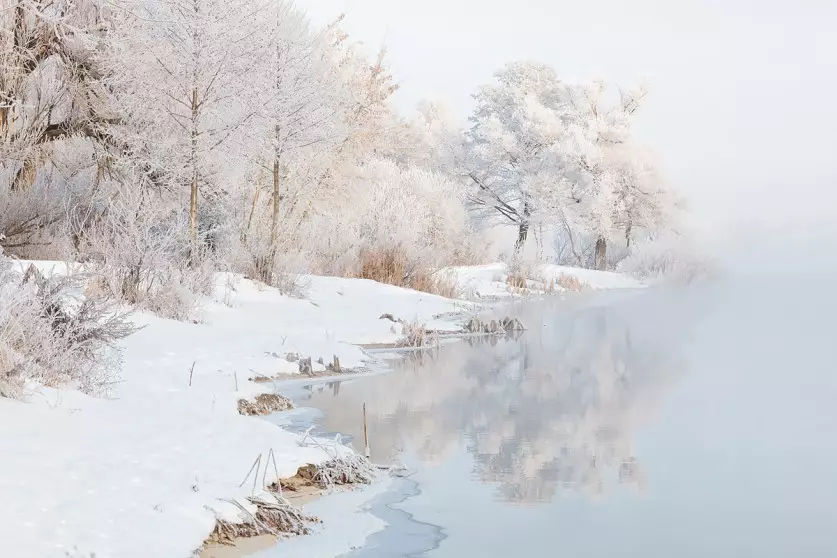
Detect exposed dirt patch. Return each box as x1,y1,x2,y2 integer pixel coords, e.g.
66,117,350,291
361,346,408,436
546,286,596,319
200,534,277,558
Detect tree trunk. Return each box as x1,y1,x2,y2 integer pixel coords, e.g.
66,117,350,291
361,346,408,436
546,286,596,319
189,86,199,259
514,220,529,255
0,107,8,141
11,154,38,192
513,200,532,255
595,237,607,271
625,221,633,249
271,154,280,246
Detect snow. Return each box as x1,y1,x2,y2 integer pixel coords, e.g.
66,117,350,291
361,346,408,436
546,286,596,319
0,270,471,558
252,477,393,558
447,263,644,299
0,263,639,558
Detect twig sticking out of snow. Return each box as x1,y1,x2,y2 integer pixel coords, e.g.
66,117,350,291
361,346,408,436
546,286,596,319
362,402,370,458
239,454,263,496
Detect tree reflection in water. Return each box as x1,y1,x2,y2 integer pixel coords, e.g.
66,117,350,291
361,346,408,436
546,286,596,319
301,296,684,504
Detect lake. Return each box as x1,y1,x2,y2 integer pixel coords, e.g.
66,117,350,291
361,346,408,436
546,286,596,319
283,278,837,557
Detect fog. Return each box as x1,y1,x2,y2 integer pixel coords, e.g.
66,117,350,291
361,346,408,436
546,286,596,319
290,279,837,557
298,0,837,262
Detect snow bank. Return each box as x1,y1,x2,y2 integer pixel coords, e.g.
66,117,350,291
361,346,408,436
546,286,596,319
0,263,637,558
446,263,643,299
0,270,470,558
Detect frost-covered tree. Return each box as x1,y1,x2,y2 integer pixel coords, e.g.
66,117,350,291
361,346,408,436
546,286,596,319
387,99,462,171
606,147,678,248
229,3,343,282
106,0,269,252
559,80,656,269
464,62,569,255
0,0,115,252
465,62,680,269
327,41,399,176
256,3,339,247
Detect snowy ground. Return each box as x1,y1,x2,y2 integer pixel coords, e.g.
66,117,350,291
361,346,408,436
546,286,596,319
0,263,641,558
446,262,643,300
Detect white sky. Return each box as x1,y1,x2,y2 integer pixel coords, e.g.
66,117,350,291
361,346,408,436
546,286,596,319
297,0,836,243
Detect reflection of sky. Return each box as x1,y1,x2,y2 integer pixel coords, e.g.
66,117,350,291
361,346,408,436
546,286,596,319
397,279,837,557
302,290,680,505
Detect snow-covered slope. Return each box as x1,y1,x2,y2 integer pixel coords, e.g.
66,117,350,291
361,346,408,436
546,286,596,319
0,264,639,558
0,272,472,558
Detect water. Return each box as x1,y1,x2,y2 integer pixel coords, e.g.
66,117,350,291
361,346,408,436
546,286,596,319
289,278,837,557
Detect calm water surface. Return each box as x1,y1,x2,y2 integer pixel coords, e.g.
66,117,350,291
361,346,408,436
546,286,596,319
288,278,837,557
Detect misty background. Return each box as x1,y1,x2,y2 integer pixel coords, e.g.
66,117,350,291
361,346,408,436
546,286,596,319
299,0,837,268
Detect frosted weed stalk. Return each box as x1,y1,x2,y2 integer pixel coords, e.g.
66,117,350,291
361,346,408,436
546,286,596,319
298,427,377,488
207,493,318,546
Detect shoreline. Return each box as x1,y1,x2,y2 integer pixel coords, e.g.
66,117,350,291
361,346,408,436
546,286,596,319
198,472,330,558
196,350,428,558
0,263,641,558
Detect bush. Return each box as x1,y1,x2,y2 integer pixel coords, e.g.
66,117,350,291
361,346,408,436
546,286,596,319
304,159,481,294
0,253,135,399
70,188,215,321
354,246,460,297
0,141,101,259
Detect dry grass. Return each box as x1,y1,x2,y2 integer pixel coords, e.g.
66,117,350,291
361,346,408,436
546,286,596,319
294,457,376,489
353,247,459,298
397,320,430,347
1,262,135,398
205,493,317,547
506,271,528,289
237,393,294,416
508,268,589,295
555,273,587,292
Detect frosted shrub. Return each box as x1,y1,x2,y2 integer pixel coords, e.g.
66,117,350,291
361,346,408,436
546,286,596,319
0,143,101,258
0,252,134,399
230,203,311,297
309,159,480,294
72,189,215,321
